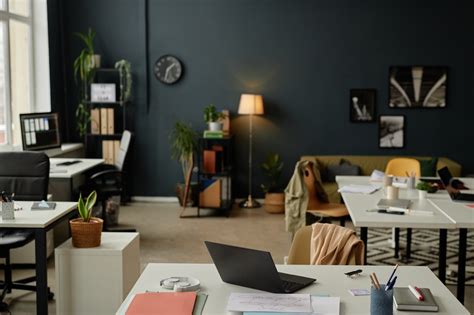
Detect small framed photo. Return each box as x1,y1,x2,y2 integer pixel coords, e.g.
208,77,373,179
379,115,405,148
350,89,376,122
389,66,447,108
91,83,116,103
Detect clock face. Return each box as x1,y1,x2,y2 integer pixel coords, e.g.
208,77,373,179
154,55,183,84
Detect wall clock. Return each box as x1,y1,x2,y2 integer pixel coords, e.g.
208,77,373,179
154,55,183,84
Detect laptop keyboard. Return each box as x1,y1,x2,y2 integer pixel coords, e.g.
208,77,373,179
281,280,301,292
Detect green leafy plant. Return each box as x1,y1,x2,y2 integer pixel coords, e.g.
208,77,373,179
261,153,284,193
203,104,226,123
73,28,97,137
416,181,438,193
115,59,132,102
170,121,198,182
77,191,97,222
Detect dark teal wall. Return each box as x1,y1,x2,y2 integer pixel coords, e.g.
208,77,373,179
48,0,474,196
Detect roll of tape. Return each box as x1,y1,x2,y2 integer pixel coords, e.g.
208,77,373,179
160,276,200,292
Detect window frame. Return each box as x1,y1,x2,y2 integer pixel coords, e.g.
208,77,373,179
0,0,35,147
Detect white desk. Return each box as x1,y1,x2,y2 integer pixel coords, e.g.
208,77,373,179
0,201,76,315
49,158,104,201
115,264,469,315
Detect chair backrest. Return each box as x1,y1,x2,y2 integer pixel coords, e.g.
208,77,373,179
287,225,361,265
385,158,421,177
115,130,132,171
0,152,50,201
303,162,323,209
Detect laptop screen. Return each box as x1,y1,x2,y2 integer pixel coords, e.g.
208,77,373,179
437,167,453,188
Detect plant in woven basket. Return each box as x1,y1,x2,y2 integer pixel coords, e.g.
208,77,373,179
70,190,103,248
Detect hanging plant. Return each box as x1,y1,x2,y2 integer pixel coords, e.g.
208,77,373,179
115,59,132,102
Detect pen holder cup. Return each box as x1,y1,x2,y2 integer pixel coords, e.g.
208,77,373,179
407,176,416,189
370,285,393,315
1,202,15,220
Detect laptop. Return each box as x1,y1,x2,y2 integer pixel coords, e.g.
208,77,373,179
437,167,474,202
204,241,315,293
377,199,411,209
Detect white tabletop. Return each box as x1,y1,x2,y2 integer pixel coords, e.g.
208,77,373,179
49,158,104,178
430,199,474,229
115,264,468,315
0,201,76,228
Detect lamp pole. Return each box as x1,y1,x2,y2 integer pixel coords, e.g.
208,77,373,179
240,112,261,208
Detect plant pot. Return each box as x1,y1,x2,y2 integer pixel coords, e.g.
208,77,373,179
208,122,223,131
418,190,428,200
70,217,103,248
176,182,199,207
264,192,285,214
91,54,101,68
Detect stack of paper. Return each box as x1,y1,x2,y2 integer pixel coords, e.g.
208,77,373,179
338,184,381,194
227,293,339,315
370,169,385,182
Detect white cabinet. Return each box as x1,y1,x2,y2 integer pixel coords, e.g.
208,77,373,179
55,232,140,315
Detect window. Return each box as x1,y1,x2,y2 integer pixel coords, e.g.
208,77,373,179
0,0,33,146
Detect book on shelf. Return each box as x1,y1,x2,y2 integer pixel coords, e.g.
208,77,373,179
203,130,224,138
90,109,100,134
100,108,108,134
107,108,114,134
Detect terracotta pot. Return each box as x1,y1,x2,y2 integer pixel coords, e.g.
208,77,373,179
264,193,285,214
70,217,103,248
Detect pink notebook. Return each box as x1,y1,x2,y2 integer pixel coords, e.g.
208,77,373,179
126,292,197,315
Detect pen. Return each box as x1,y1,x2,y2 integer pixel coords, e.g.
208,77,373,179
385,264,399,287
377,210,405,215
386,276,397,291
408,285,424,301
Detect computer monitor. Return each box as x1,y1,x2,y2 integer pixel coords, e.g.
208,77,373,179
20,112,61,151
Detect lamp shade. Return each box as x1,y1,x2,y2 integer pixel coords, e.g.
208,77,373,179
238,94,264,115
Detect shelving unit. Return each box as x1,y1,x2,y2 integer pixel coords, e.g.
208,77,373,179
197,136,234,217
84,68,131,159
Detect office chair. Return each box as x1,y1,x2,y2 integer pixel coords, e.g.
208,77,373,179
385,158,421,261
0,152,52,310
87,130,135,231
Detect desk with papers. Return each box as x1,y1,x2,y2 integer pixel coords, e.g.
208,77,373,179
116,264,468,315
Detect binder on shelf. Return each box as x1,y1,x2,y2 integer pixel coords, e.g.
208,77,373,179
107,108,114,134
102,140,109,164
108,140,115,164
199,178,221,208
90,109,100,134
100,108,108,134
113,140,120,163
203,150,216,174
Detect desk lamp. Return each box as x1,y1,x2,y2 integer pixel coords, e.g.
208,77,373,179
238,94,264,208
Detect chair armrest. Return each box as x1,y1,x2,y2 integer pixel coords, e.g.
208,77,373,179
90,169,123,181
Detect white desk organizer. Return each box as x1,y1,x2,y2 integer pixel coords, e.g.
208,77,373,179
1,202,15,220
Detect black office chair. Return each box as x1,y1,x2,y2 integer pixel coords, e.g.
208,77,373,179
0,152,52,310
87,130,135,231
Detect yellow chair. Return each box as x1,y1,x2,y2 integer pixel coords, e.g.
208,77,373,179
287,225,363,264
385,158,421,177
385,158,421,261
303,162,349,226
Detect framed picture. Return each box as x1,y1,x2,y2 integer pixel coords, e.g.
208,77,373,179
91,83,117,103
389,66,447,108
350,89,376,122
379,115,405,148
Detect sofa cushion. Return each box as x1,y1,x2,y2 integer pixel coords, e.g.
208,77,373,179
419,157,438,177
326,160,361,182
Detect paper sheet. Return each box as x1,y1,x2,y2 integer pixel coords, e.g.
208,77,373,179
227,293,312,313
312,297,340,315
338,184,381,194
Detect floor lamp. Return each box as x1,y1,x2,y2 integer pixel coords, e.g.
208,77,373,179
238,94,264,208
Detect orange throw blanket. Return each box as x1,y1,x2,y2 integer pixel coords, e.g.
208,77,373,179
310,223,365,265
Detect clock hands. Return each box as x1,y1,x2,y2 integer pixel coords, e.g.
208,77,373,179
164,63,177,82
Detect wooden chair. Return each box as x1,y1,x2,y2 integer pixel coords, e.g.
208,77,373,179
385,158,421,260
303,162,349,226
287,225,362,264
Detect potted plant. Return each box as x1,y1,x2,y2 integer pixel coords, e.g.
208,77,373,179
170,121,198,206
73,28,99,137
70,191,103,248
203,104,226,131
261,153,285,214
115,59,132,102
416,181,437,200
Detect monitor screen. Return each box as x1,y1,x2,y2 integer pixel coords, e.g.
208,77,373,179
20,112,61,151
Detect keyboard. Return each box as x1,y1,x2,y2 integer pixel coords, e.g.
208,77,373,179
281,280,302,292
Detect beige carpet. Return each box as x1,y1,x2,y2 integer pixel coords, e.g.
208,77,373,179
1,201,473,314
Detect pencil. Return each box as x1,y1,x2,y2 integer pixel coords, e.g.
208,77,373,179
369,274,377,289
372,272,381,289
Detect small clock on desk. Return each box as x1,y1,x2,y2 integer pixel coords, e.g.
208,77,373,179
154,55,183,84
